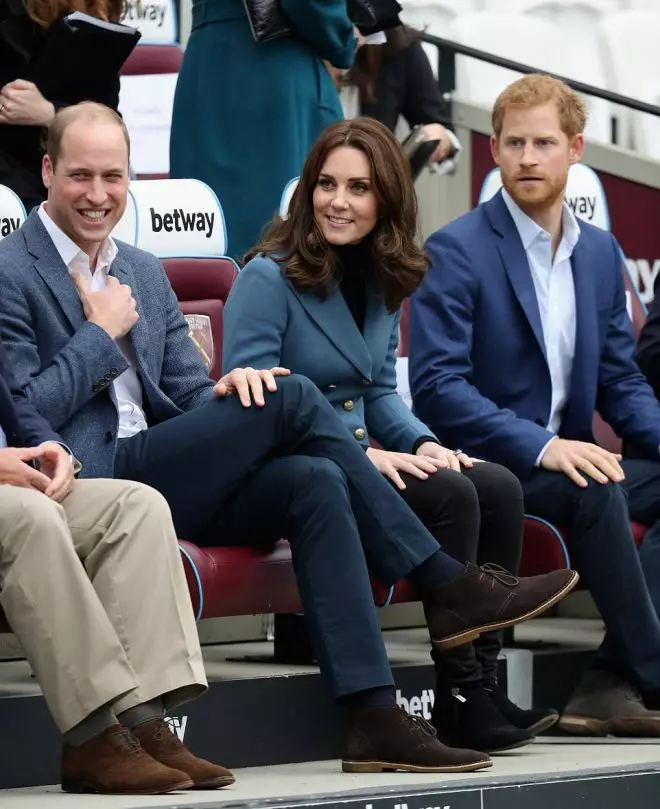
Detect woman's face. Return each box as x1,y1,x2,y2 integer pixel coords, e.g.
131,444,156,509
312,146,379,246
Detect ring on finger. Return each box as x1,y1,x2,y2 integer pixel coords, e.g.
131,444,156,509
453,448,463,455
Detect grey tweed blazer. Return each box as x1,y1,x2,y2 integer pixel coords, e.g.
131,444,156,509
0,210,215,477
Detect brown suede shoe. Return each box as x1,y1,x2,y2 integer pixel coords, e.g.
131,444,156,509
135,718,235,789
342,706,492,773
61,724,193,794
424,563,579,649
560,670,660,736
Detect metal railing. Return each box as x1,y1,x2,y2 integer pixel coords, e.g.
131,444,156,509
419,31,660,142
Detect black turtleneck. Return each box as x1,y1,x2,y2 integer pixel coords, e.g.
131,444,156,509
334,241,373,333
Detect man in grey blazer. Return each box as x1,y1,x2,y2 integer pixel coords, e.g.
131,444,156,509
0,101,578,774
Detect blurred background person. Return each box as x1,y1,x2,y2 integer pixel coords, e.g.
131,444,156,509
347,25,460,171
0,0,125,212
170,0,359,262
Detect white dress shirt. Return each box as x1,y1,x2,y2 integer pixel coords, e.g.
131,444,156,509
0,425,6,449
501,189,581,464
38,205,148,439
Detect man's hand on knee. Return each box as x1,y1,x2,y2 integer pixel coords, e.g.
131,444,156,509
214,367,291,407
540,438,624,488
0,447,51,492
36,442,75,502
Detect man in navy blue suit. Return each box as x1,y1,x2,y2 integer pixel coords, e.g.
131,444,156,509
410,73,660,736
0,337,234,794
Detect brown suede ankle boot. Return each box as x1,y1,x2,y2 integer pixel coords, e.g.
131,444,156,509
424,563,579,649
342,706,492,773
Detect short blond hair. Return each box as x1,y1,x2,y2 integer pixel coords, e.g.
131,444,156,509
492,74,588,138
46,102,130,168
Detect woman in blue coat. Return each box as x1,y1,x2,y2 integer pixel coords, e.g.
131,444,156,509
223,117,560,753
170,0,356,261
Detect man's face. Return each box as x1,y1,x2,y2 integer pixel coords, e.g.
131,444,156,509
490,102,584,216
42,119,130,257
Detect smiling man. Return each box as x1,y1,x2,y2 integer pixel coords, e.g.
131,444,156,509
409,74,660,737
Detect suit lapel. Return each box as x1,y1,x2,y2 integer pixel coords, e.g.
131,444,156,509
567,238,598,407
109,253,152,381
25,214,86,332
289,282,373,379
486,193,547,361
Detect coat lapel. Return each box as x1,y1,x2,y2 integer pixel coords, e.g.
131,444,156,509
486,193,547,361
24,213,86,332
289,282,373,379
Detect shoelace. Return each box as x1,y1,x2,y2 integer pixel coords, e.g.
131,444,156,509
399,708,438,739
480,563,519,588
114,728,143,757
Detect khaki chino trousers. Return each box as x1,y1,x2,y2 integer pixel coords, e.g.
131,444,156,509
0,479,206,732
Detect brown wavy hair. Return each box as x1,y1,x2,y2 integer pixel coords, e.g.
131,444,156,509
246,117,428,312
25,0,125,27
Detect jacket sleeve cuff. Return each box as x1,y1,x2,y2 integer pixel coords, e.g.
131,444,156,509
412,435,442,454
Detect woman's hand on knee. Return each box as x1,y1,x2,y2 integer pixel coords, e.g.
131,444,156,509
415,441,473,472
366,448,438,490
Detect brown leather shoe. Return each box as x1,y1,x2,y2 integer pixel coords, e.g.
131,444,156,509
61,724,193,794
560,670,660,736
424,563,579,649
342,706,492,773
135,718,235,789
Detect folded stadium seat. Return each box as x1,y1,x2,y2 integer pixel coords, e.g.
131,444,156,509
448,12,565,108
0,184,27,244
598,11,660,154
478,0,618,144
118,44,184,180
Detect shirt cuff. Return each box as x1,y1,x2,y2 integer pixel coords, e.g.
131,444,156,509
535,435,558,467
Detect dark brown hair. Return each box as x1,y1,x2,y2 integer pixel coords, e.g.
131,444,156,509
493,74,588,138
46,102,130,167
25,0,125,26
246,116,428,312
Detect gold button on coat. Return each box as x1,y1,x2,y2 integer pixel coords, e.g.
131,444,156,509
343,400,354,411
354,428,366,440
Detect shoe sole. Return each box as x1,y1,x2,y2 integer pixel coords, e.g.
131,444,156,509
342,758,492,774
559,714,660,737
190,775,236,789
61,777,194,795
486,737,535,754
528,713,559,736
432,571,580,650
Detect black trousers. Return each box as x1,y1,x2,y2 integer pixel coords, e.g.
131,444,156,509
395,463,524,685
114,375,462,698
521,467,660,691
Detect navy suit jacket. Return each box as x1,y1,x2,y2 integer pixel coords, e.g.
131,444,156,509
409,190,660,479
0,338,59,449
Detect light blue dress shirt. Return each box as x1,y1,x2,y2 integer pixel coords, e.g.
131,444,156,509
502,189,581,463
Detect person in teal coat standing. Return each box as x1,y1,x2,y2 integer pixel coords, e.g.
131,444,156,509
170,0,356,261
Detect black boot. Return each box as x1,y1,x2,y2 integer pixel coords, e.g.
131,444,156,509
432,681,533,753
485,684,558,735
343,707,492,773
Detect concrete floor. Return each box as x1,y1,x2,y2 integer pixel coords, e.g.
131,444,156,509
3,743,660,809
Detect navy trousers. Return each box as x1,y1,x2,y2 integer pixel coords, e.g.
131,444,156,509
114,374,445,698
521,467,660,691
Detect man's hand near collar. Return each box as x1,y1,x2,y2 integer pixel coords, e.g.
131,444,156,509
214,367,291,407
0,442,74,502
